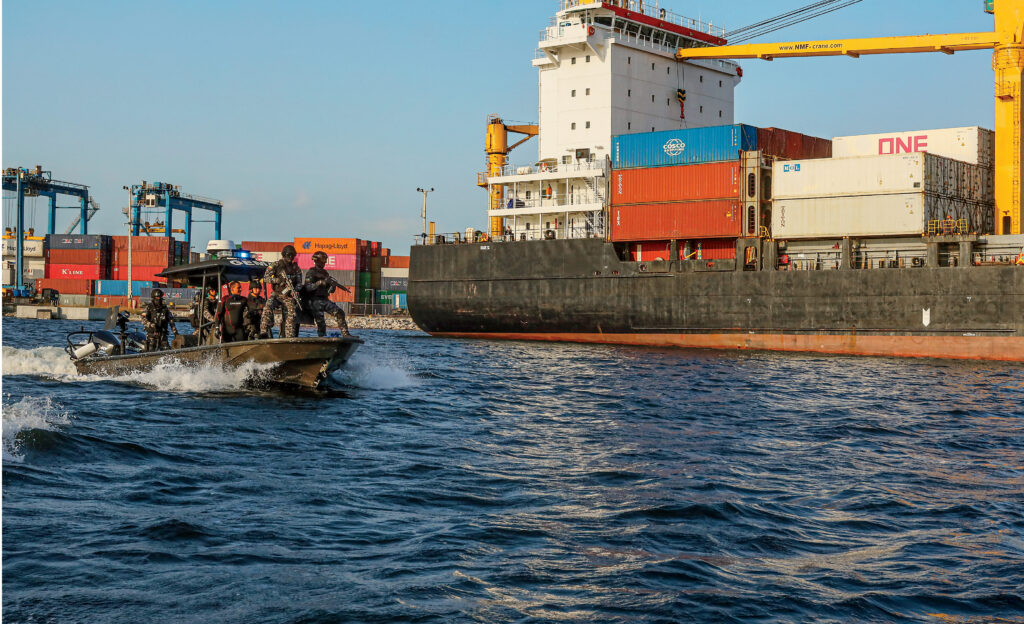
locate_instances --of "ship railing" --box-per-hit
[557,0,725,40]
[779,250,934,271]
[974,244,1024,265]
[414,226,606,245]
[493,160,607,178]
[926,219,968,236]
[499,193,604,209]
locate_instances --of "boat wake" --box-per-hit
[331,351,419,390]
[2,395,73,463]
[2,346,278,393]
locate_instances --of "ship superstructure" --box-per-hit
[480,0,740,242]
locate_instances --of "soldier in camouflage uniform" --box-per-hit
[190,286,219,344]
[246,279,266,340]
[302,250,353,337]
[259,244,303,338]
[142,288,178,351]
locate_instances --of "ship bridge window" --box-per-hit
[571,57,576,65]
[665,34,678,48]
[571,122,577,130]
[572,89,576,97]
[595,16,612,27]
[586,55,591,62]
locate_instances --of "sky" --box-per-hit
[2,0,996,254]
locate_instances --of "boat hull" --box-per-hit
[408,238,1024,362]
[73,337,362,388]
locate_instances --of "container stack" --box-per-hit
[36,234,112,300]
[241,240,292,263]
[293,237,369,303]
[379,255,409,308]
[110,236,176,283]
[610,124,832,261]
[2,238,47,287]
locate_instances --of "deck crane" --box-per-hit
[478,115,539,238]
[676,1,1021,235]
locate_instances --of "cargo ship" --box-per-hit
[408,0,1024,361]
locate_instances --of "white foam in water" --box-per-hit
[2,395,73,463]
[2,345,277,393]
[335,351,419,390]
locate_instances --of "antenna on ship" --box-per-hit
[416,187,434,246]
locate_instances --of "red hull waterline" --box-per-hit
[428,332,1024,362]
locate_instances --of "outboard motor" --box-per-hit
[66,329,122,360]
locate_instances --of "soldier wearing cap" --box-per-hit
[142,288,178,351]
[302,250,353,337]
[259,244,303,338]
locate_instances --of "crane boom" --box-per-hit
[676,32,1000,60]
[676,0,1024,236]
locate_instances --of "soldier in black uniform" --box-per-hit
[246,279,266,340]
[142,288,178,351]
[302,250,353,337]
[216,281,250,343]
[259,244,303,338]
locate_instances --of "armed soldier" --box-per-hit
[302,250,353,337]
[246,279,266,340]
[259,244,303,338]
[142,288,178,351]
[190,285,219,344]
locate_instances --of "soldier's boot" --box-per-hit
[336,312,352,337]
[315,318,327,338]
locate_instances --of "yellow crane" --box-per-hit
[480,115,538,238]
[677,1,1023,236]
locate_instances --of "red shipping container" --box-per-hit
[628,241,671,262]
[112,236,174,253]
[385,256,410,269]
[112,250,172,266]
[680,239,737,260]
[611,200,741,241]
[47,249,110,265]
[241,240,293,252]
[34,278,94,295]
[46,264,108,280]
[110,265,169,282]
[329,289,355,303]
[611,162,739,205]
[757,127,832,161]
[295,253,359,271]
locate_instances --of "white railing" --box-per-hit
[499,193,604,211]
[492,159,607,178]
[558,0,726,40]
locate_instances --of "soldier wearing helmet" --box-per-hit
[259,244,303,338]
[245,279,266,340]
[142,288,178,351]
[301,250,353,337]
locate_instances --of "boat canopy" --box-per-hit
[157,257,270,286]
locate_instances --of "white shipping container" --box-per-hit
[774,194,990,239]
[252,251,282,262]
[831,126,994,166]
[2,257,47,273]
[1,239,46,257]
[773,153,991,203]
[2,268,13,285]
[380,267,409,278]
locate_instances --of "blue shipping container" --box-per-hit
[393,293,407,309]
[95,280,155,296]
[611,124,758,169]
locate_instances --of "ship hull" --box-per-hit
[408,238,1024,362]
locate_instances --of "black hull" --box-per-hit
[408,238,1024,361]
[73,337,363,388]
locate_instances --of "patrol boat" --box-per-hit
[65,257,362,389]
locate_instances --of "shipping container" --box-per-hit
[4,257,47,274]
[773,153,991,201]
[59,294,91,307]
[611,200,741,241]
[241,240,293,252]
[111,236,174,252]
[295,253,359,271]
[385,255,410,269]
[611,161,739,205]
[140,287,197,303]
[381,267,409,278]
[48,248,111,265]
[46,264,108,280]
[382,277,408,291]
[110,266,169,282]
[358,271,372,289]
[95,280,156,296]
[252,251,283,263]
[1,268,13,285]
[1,239,46,257]
[831,126,994,166]
[612,124,757,169]
[326,269,357,286]
[94,295,134,308]
[293,238,363,254]
[35,278,94,295]
[111,250,172,266]
[627,241,671,262]
[757,127,833,161]
[328,288,356,304]
[774,194,991,240]
[46,234,111,250]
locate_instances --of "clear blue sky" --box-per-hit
[2,0,995,254]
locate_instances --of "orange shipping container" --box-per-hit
[34,278,94,295]
[47,249,110,265]
[611,200,741,241]
[293,238,363,254]
[611,162,739,206]
[385,256,410,269]
[241,240,293,252]
[112,236,174,252]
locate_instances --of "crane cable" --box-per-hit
[725,0,864,44]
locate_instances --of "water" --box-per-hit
[3,317,1023,623]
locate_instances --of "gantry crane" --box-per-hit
[478,115,539,238]
[128,181,222,250]
[2,166,93,290]
[677,1,1022,236]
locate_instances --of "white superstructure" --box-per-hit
[484,0,740,241]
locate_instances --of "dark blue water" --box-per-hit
[3,317,1023,623]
